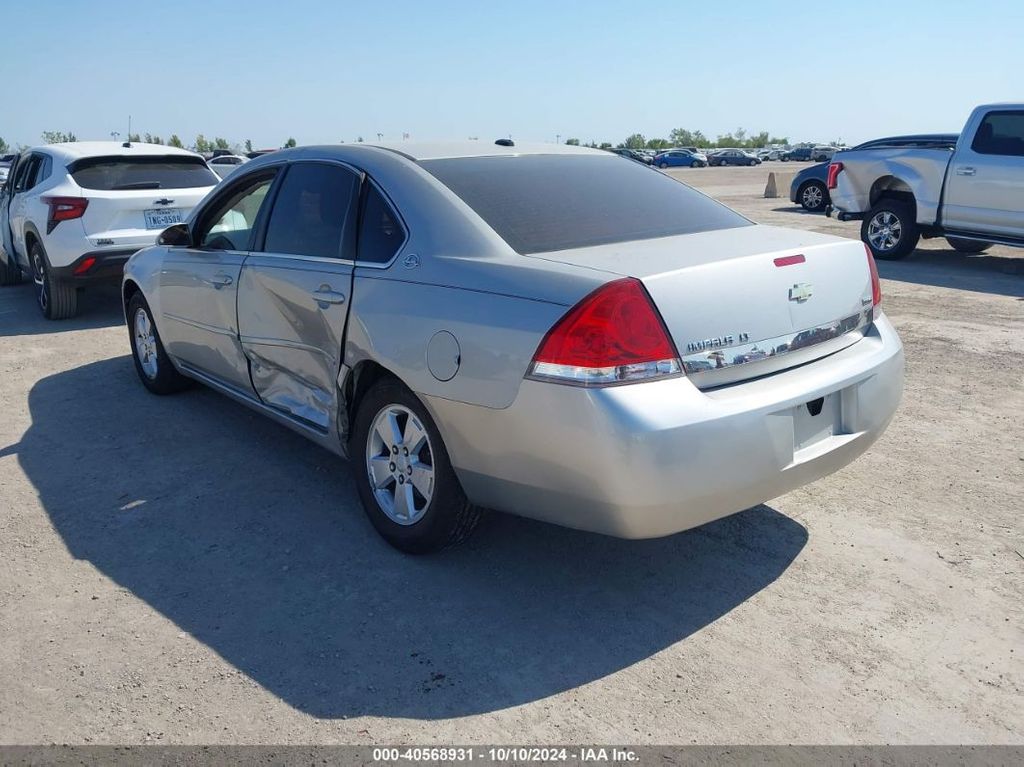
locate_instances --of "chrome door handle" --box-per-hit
[955,166,976,176]
[312,285,346,305]
[205,273,233,288]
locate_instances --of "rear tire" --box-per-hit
[127,292,192,395]
[30,241,78,319]
[690,160,699,168]
[659,162,668,169]
[946,237,991,254]
[861,198,920,261]
[352,377,482,554]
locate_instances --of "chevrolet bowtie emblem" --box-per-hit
[153,198,175,206]
[789,283,814,302]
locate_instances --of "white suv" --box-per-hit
[0,142,218,319]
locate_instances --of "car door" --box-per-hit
[236,160,362,430]
[6,153,42,261]
[943,109,1024,236]
[0,158,17,261]
[157,168,279,394]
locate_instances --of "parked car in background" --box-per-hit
[208,154,249,178]
[782,146,814,162]
[122,140,902,553]
[789,162,830,212]
[758,149,784,161]
[0,161,11,185]
[829,104,1024,260]
[611,148,652,164]
[709,149,760,166]
[811,146,837,162]
[653,149,707,168]
[0,142,219,318]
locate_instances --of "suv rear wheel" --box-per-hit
[30,241,78,319]
[352,377,481,553]
[861,198,920,260]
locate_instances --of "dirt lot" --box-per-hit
[0,164,1021,745]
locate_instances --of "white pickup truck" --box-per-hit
[827,103,1024,259]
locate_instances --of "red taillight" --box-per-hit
[43,196,89,233]
[864,243,882,306]
[827,161,844,190]
[529,277,681,386]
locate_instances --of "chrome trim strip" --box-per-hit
[684,309,873,388]
[164,312,237,338]
[239,334,329,357]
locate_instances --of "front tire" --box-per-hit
[799,181,828,212]
[30,242,77,319]
[352,378,481,554]
[861,198,920,261]
[127,292,192,395]
[946,237,991,254]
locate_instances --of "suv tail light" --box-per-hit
[43,196,89,234]
[864,243,882,306]
[528,277,682,386]
[827,161,844,190]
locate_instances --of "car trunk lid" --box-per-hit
[525,225,876,388]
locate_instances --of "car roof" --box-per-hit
[31,141,203,162]
[363,140,606,161]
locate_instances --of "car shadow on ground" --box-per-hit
[12,357,808,719]
[876,248,1024,299]
[0,283,125,337]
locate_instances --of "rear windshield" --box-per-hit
[70,156,219,191]
[420,154,750,253]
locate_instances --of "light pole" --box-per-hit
[376,132,383,141]
[556,134,560,145]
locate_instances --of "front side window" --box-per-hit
[262,162,360,259]
[357,185,406,264]
[199,175,275,251]
[971,111,1024,157]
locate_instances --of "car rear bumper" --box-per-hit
[425,313,903,539]
[51,249,137,284]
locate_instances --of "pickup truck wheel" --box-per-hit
[946,237,991,254]
[30,242,78,319]
[862,199,920,260]
[353,378,482,554]
[799,181,828,212]
[127,292,192,395]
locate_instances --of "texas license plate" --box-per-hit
[144,209,183,229]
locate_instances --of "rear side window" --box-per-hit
[262,162,360,259]
[420,154,750,254]
[357,185,405,264]
[971,111,1024,157]
[70,156,219,190]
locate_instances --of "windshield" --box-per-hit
[70,156,219,190]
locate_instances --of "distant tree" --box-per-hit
[598,142,613,150]
[621,133,647,150]
[564,137,580,146]
[128,133,141,143]
[356,136,364,143]
[734,127,747,143]
[0,137,8,153]
[194,134,210,153]
[41,131,77,144]
[692,130,709,148]
[749,131,770,148]
[213,137,230,150]
[669,128,695,147]
[143,133,164,144]
[646,137,671,150]
[283,137,297,148]
[168,134,184,148]
[244,138,253,153]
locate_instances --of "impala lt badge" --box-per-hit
[789,283,814,302]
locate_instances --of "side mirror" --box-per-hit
[157,222,191,247]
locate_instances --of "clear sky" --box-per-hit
[1,0,1022,150]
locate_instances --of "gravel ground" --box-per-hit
[0,165,1021,745]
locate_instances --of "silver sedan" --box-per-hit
[123,142,904,553]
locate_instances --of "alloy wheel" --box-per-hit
[133,307,159,379]
[867,211,902,252]
[31,250,48,313]
[365,404,435,525]
[802,185,824,209]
